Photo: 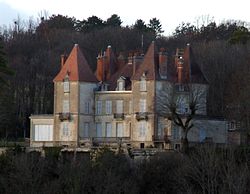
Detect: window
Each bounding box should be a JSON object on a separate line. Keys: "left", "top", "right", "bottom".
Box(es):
{"left": 118, "top": 81, "right": 124, "bottom": 91}
{"left": 79, "top": 122, "right": 90, "bottom": 138}
{"left": 139, "top": 121, "right": 147, "bottom": 137}
{"left": 96, "top": 123, "right": 102, "bottom": 137}
{"left": 117, "top": 77, "right": 125, "bottom": 91}
{"left": 63, "top": 80, "right": 70, "bottom": 93}
{"left": 140, "top": 78, "right": 146, "bottom": 91}
{"left": 62, "top": 122, "right": 69, "bottom": 136}
{"left": 116, "top": 123, "right": 123, "bottom": 137}
{"left": 178, "top": 84, "right": 184, "bottom": 92}
{"left": 106, "top": 101, "right": 112, "bottom": 114}
{"left": 96, "top": 101, "right": 102, "bottom": 115}
{"left": 199, "top": 128, "right": 206, "bottom": 142}
{"left": 116, "top": 100, "right": 123, "bottom": 113}
{"left": 139, "top": 99, "right": 146, "bottom": 112}
{"left": 84, "top": 122, "right": 89, "bottom": 137}
{"left": 106, "top": 123, "right": 112, "bottom": 137}
{"left": 228, "top": 121, "right": 238, "bottom": 131}
{"left": 34, "top": 125, "right": 53, "bottom": 141}
{"left": 84, "top": 101, "right": 90, "bottom": 114}
{"left": 157, "top": 122, "right": 164, "bottom": 137}
{"left": 63, "top": 100, "right": 69, "bottom": 113}
{"left": 173, "top": 127, "right": 180, "bottom": 139}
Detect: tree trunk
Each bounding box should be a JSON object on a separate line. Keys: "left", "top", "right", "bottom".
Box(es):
{"left": 181, "top": 137, "right": 189, "bottom": 153}
{"left": 181, "top": 129, "right": 189, "bottom": 153}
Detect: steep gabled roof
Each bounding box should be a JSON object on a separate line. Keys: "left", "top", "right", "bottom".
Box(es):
{"left": 183, "top": 45, "right": 208, "bottom": 84}
{"left": 53, "top": 44, "right": 98, "bottom": 82}
{"left": 108, "top": 63, "right": 133, "bottom": 90}
{"left": 131, "top": 41, "right": 159, "bottom": 80}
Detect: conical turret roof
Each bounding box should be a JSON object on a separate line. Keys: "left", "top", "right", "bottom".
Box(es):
{"left": 54, "top": 44, "right": 98, "bottom": 82}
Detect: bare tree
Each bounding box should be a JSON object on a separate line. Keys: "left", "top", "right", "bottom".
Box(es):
{"left": 157, "top": 83, "right": 207, "bottom": 153}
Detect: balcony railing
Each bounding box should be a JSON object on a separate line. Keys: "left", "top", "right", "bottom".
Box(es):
{"left": 114, "top": 113, "right": 125, "bottom": 120}
{"left": 152, "top": 135, "right": 171, "bottom": 143}
{"left": 135, "top": 112, "right": 148, "bottom": 121}
{"left": 92, "top": 137, "right": 130, "bottom": 143}
{"left": 59, "top": 112, "right": 71, "bottom": 121}
{"left": 174, "top": 84, "right": 189, "bottom": 92}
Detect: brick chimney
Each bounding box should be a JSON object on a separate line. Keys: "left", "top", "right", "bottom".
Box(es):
{"left": 133, "top": 53, "right": 143, "bottom": 75}
{"left": 104, "top": 45, "right": 117, "bottom": 80}
{"left": 177, "top": 56, "right": 184, "bottom": 83}
{"left": 61, "top": 54, "right": 67, "bottom": 68}
{"left": 96, "top": 53, "right": 104, "bottom": 81}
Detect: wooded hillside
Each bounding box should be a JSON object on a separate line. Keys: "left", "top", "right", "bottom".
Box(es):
{"left": 0, "top": 14, "right": 249, "bottom": 138}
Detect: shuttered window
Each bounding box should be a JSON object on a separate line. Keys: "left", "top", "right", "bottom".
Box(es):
{"left": 116, "top": 100, "right": 123, "bottom": 113}
{"left": 34, "top": 125, "right": 53, "bottom": 141}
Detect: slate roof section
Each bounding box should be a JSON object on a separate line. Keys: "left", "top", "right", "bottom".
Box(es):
{"left": 131, "top": 41, "right": 160, "bottom": 80}
{"left": 54, "top": 44, "right": 98, "bottom": 82}
{"left": 183, "top": 45, "right": 208, "bottom": 84}
{"left": 108, "top": 63, "right": 133, "bottom": 90}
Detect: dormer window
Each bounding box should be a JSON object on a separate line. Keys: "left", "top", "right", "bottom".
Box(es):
{"left": 117, "top": 76, "right": 125, "bottom": 91}
{"left": 140, "top": 73, "right": 146, "bottom": 92}
{"left": 63, "top": 74, "right": 70, "bottom": 93}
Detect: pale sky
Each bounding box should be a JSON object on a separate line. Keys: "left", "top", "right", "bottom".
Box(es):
{"left": 0, "top": 0, "right": 249, "bottom": 35}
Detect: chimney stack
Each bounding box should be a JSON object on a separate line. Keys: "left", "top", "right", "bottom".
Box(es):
{"left": 96, "top": 53, "right": 104, "bottom": 81}
{"left": 61, "top": 54, "right": 67, "bottom": 68}
{"left": 177, "top": 56, "right": 184, "bottom": 83}
{"left": 159, "top": 48, "right": 168, "bottom": 78}
{"left": 133, "top": 53, "right": 143, "bottom": 75}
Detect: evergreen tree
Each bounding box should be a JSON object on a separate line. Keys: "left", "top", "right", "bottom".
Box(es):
{"left": 133, "top": 19, "right": 149, "bottom": 32}
{"left": 148, "top": 17, "right": 164, "bottom": 37}
{"left": 106, "top": 14, "right": 122, "bottom": 27}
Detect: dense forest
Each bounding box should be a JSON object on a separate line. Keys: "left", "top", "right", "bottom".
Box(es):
{"left": 0, "top": 145, "right": 250, "bottom": 193}
{"left": 0, "top": 14, "right": 249, "bottom": 138}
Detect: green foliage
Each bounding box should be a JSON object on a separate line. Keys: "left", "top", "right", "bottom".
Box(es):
{"left": 78, "top": 15, "right": 105, "bottom": 33}
{"left": 133, "top": 19, "right": 149, "bottom": 32}
{"left": 229, "top": 26, "right": 250, "bottom": 44}
{"left": 148, "top": 17, "right": 164, "bottom": 37}
{"left": 106, "top": 14, "right": 122, "bottom": 27}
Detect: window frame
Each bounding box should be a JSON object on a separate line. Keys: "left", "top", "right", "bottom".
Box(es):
{"left": 96, "top": 101, "right": 102, "bottom": 115}
{"left": 116, "top": 100, "right": 123, "bottom": 114}
{"left": 105, "top": 100, "right": 112, "bottom": 114}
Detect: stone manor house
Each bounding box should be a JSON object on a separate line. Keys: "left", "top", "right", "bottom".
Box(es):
{"left": 30, "top": 42, "right": 228, "bottom": 150}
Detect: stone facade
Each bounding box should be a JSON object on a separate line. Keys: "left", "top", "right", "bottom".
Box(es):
{"left": 30, "top": 42, "right": 228, "bottom": 149}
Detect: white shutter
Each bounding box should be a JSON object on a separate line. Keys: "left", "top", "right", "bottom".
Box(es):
{"left": 139, "top": 99, "right": 146, "bottom": 112}
{"left": 106, "top": 101, "right": 112, "bottom": 114}
{"left": 96, "top": 123, "right": 102, "bottom": 137}
{"left": 63, "top": 100, "right": 69, "bottom": 113}
{"left": 34, "top": 125, "right": 53, "bottom": 141}
{"left": 106, "top": 123, "right": 112, "bottom": 137}
{"left": 116, "top": 123, "right": 123, "bottom": 137}
{"left": 116, "top": 100, "right": 123, "bottom": 113}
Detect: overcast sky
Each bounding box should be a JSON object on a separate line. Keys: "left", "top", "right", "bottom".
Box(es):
{"left": 0, "top": 0, "right": 249, "bottom": 35}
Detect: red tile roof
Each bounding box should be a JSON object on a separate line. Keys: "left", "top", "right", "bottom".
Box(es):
{"left": 53, "top": 44, "right": 98, "bottom": 82}
{"left": 131, "top": 41, "right": 159, "bottom": 80}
